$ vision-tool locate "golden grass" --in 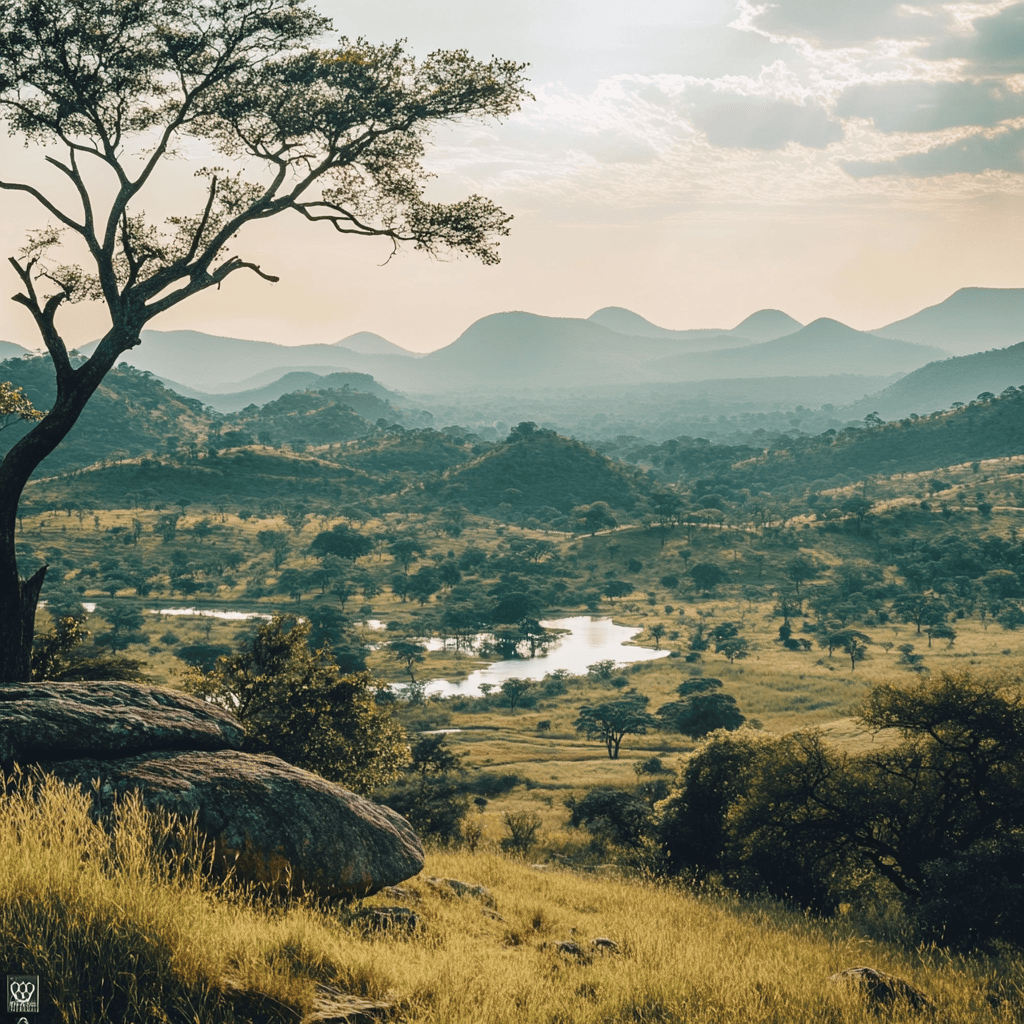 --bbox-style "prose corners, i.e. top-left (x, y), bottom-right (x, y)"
top-left (2, 770), bottom-right (1019, 1024)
